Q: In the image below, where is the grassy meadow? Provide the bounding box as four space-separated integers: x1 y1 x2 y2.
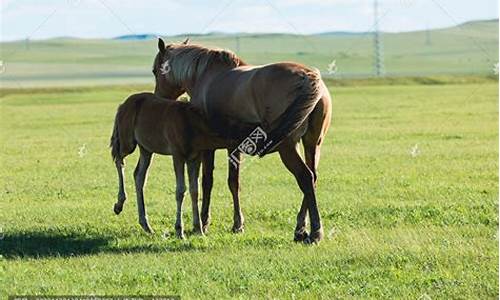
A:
0 77 498 298
0 16 499 299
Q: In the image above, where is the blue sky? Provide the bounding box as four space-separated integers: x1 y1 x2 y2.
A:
1 0 498 41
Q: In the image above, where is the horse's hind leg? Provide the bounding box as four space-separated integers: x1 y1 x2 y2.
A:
114 158 127 215
294 94 331 241
279 141 323 244
173 155 187 239
134 147 153 233
302 93 331 186
294 199 308 242
227 149 244 233
302 142 320 186
200 150 215 233
187 159 203 235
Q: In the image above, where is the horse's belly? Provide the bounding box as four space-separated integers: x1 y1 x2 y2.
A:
205 82 261 123
134 128 174 155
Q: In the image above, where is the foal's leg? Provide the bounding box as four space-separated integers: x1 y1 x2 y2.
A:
227 149 244 233
187 159 203 234
134 147 153 233
200 150 215 233
173 155 187 239
113 158 127 215
279 142 323 244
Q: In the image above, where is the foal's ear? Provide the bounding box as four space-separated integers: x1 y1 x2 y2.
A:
158 38 166 54
182 37 190 45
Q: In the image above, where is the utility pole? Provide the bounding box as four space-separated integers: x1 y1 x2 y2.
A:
235 36 240 53
373 0 384 77
425 23 432 46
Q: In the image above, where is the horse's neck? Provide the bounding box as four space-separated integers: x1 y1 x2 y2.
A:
186 65 232 97
185 65 230 108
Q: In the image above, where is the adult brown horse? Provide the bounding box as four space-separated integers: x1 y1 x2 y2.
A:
152 39 332 243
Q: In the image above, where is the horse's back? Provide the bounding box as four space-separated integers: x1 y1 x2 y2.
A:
203 62 322 134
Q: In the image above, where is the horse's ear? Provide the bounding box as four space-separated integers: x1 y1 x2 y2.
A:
158 38 166 54
182 37 190 45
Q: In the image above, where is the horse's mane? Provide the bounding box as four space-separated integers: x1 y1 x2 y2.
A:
168 44 245 84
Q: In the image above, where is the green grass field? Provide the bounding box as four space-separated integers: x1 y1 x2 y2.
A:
1 19 498 87
0 78 498 298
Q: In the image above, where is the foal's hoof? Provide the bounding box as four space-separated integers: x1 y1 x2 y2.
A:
304 229 323 244
175 227 185 239
113 203 123 215
294 230 309 242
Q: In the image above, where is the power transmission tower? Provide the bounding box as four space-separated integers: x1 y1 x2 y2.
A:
373 0 384 77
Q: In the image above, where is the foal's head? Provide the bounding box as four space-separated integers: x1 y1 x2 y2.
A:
152 38 187 99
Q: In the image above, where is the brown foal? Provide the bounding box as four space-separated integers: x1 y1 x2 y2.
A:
110 92 235 238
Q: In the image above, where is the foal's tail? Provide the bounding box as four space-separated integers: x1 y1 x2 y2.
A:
258 68 323 157
110 94 145 162
110 112 122 163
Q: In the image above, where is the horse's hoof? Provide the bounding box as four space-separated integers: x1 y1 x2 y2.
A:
140 222 154 234
202 222 210 234
193 227 205 236
232 226 244 234
304 229 323 244
202 227 209 234
294 230 309 242
113 203 123 215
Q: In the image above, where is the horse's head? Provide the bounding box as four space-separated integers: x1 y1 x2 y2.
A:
152 38 188 99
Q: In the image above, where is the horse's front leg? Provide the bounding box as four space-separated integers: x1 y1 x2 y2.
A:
134 147 153 233
173 155 186 239
187 159 203 234
227 149 244 233
200 150 215 233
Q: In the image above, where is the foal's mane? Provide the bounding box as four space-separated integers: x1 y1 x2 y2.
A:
168 44 246 84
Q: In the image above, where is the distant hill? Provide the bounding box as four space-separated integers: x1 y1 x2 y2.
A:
0 19 497 87
114 34 157 41
113 19 499 40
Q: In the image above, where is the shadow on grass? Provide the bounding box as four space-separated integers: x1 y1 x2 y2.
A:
0 231 112 259
0 230 222 259
0 228 295 259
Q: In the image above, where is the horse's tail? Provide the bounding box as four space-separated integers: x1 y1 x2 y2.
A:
258 69 323 157
110 94 145 162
